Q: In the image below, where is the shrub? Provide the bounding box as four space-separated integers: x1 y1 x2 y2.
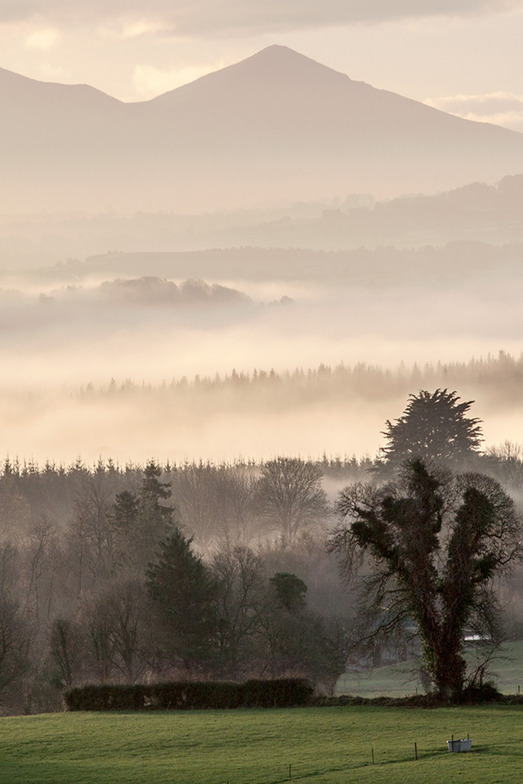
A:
64 678 313 711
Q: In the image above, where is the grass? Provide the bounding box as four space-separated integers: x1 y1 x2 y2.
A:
0 704 522 784
336 639 523 698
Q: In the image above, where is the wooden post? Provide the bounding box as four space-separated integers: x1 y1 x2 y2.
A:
288 764 292 780
414 742 418 760
371 747 375 765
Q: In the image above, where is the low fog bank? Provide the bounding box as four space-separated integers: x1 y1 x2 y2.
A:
4 356 523 466
0 247 522 392
2 283 513 349
1 248 523 462
2 209 523 464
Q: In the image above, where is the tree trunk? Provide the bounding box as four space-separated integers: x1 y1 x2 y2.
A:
429 639 466 699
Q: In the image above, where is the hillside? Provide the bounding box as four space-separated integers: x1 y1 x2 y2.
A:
2 46 523 212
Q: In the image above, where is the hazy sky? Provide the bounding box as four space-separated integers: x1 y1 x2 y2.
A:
2 1 523 130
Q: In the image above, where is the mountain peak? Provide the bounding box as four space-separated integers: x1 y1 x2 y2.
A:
221 44 350 83
151 43 351 106
246 44 325 63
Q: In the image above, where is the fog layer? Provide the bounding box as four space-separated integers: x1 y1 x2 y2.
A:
2 237 523 464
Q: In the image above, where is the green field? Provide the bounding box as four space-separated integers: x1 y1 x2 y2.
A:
0 704 521 784
336 640 523 698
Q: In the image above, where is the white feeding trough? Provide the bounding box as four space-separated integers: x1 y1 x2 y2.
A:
447 737 472 752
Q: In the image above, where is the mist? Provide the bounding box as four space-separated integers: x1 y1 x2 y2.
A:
2 241 523 465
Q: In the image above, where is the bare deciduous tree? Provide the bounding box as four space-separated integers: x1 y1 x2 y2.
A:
49 617 85 689
212 545 266 677
256 458 330 544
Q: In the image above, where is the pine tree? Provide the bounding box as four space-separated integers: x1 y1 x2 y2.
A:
145 527 217 674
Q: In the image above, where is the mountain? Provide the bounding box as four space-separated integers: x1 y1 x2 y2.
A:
2 45 523 213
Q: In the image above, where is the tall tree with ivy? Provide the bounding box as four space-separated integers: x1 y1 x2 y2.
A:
331 459 522 699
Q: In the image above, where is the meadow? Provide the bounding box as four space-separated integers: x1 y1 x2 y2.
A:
336 640 523 699
0 704 521 784
336 667 430 700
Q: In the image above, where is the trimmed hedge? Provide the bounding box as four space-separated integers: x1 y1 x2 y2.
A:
242 678 313 708
64 678 314 712
311 691 523 708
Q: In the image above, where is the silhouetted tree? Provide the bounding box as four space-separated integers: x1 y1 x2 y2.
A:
138 461 173 546
100 578 148 683
173 463 220 548
331 459 522 699
269 572 307 613
110 490 140 571
0 542 30 712
49 617 85 689
261 571 347 691
484 441 523 490
256 458 329 544
117 461 174 571
112 490 139 532
145 527 217 675
0 594 30 711
379 389 483 472
212 468 260 545
81 593 118 684
68 475 116 592
212 545 266 678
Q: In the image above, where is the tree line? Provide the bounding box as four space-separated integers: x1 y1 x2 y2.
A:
0 457 351 714
77 350 523 409
1 389 523 712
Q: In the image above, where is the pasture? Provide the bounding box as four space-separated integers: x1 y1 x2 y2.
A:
336 639 523 698
0 704 521 784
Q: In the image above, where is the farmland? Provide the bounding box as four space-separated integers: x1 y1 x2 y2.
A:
336 640 523 699
0 704 521 784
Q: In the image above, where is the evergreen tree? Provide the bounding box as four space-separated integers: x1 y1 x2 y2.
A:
116 461 173 571
380 389 483 471
145 527 217 674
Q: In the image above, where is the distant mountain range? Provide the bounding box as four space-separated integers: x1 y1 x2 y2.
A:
2 45 523 213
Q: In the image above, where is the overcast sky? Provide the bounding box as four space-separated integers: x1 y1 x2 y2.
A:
2 0 523 130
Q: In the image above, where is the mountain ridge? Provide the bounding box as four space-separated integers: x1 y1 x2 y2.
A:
1 45 523 213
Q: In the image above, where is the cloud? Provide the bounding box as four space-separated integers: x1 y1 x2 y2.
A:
0 1 516 37
25 26 60 50
425 92 523 133
97 17 167 40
